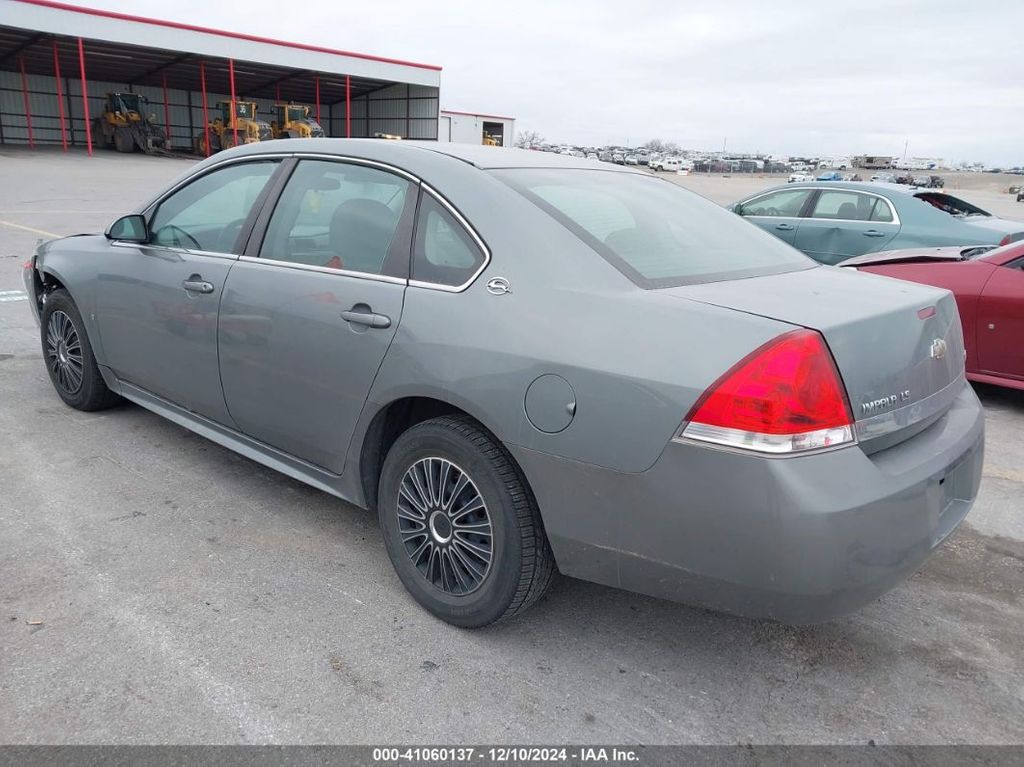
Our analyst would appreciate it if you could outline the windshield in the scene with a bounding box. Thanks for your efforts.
[963,245,998,259]
[114,94,141,112]
[287,107,307,121]
[915,191,990,218]
[493,169,814,287]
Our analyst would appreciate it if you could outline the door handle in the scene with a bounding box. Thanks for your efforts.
[863,229,887,237]
[775,223,795,231]
[182,277,215,294]
[341,307,391,329]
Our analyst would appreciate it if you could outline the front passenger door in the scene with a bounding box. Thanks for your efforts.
[218,158,416,474]
[96,160,280,424]
[734,188,813,246]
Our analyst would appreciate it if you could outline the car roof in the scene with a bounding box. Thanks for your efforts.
[779,181,922,195]
[214,137,647,173]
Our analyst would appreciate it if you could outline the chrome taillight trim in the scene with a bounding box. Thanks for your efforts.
[676,422,855,455]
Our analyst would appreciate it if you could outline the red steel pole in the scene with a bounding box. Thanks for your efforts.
[315,75,321,124]
[228,57,238,146]
[200,59,210,156]
[19,56,33,148]
[345,75,351,138]
[162,72,171,149]
[52,41,68,152]
[77,38,92,155]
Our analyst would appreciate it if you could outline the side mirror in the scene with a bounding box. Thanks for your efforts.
[731,203,744,215]
[106,214,148,242]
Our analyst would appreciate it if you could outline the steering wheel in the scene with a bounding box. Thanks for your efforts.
[156,224,201,250]
[765,207,781,216]
[216,218,249,254]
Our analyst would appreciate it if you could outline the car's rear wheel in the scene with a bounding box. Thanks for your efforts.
[40,289,120,411]
[378,415,556,627]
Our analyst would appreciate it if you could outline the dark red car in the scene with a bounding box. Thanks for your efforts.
[843,242,1024,390]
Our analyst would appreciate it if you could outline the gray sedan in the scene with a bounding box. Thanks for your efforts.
[24,141,983,627]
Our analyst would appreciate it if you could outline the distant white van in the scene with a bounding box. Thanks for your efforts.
[651,157,683,172]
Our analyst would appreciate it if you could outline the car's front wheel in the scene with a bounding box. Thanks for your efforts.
[40,289,121,411]
[378,415,556,627]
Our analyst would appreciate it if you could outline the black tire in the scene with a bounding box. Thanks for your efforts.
[114,128,135,153]
[378,415,556,628]
[40,289,120,412]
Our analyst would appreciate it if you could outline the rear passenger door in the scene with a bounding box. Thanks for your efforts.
[793,189,900,264]
[734,188,813,246]
[217,158,416,474]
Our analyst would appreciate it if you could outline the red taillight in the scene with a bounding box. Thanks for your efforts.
[681,330,855,454]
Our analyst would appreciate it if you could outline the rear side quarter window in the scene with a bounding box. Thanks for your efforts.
[411,192,487,289]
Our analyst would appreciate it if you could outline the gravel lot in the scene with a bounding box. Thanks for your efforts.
[0,147,1022,745]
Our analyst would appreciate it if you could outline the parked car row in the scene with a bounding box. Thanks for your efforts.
[870,172,944,188]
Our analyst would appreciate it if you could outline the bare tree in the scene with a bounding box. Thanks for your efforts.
[644,139,681,154]
[515,130,544,149]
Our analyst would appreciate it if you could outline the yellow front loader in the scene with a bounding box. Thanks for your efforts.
[270,103,325,139]
[195,101,272,154]
[93,92,167,154]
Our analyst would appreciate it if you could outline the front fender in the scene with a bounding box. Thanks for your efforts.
[35,235,109,365]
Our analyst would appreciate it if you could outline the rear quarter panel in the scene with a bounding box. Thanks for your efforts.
[367,167,792,475]
[893,194,1014,249]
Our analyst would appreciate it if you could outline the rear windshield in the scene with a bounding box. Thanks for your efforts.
[914,192,990,218]
[492,169,814,287]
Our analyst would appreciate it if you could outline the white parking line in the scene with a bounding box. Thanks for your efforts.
[0,291,28,302]
[0,219,60,238]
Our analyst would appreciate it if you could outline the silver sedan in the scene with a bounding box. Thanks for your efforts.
[24,140,983,627]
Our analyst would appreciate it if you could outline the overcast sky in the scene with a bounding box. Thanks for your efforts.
[70,0,1023,164]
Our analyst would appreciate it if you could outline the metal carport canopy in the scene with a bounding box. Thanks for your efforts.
[0,0,441,104]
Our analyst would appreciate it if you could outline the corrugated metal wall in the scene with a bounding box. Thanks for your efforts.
[1,70,439,148]
[325,83,438,140]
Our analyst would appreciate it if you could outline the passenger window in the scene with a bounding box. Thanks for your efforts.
[260,159,412,275]
[412,194,486,287]
[869,198,894,222]
[149,161,277,253]
[810,190,874,221]
[738,189,811,217]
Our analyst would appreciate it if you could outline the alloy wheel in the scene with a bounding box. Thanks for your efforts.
[397,457,493,595]
[45,310,84,395]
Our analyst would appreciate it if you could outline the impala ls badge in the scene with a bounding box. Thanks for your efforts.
[861,390,911,416]
[930,338,948,360]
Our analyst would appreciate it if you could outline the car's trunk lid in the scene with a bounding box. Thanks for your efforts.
[659,266,965,451]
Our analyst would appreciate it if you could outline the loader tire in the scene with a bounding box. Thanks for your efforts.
[114,128,135,153]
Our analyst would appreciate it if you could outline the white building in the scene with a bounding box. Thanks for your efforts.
[438,109,515,147]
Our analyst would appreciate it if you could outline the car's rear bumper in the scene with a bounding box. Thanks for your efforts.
[511,382,984,623]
